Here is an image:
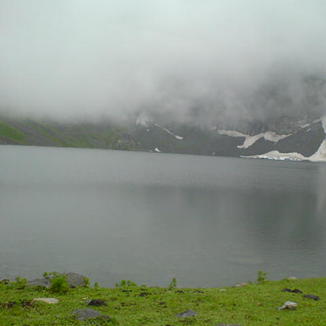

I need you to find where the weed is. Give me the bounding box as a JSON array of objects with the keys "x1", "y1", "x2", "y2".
[
  {"x1": 49, "y1": 275, "x2": 69, "y2": 294},
  {"x1": 257, "y1": 270, "x2": 268, "y2": 283},
  {"x1": 168, "y1": 277, "x2": 177, "y2": 289},
  {"x1": 115, "y1": 280, "x2": 138, "y2": 288},
  {"x1": 14, "y1": 277, "x2": 27, "y2": 289}
]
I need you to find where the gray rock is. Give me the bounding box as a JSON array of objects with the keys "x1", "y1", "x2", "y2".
[
  {"x1": 88, "y1": 299, "x2": 107, "y2": 306},
  {"x1": 286, "y1": 276, "x2": 297, "y2": 281},
  {"x1": 0, "y1": 279, "x2": 10, "y2": 284},
  {"x1": 282, "y1": 288, "x2": 303, "y2": 294},
  {"x1": 33, "y1": 298, "x2": 59, "y2": 304},
  {"x1": 65, "y1": 272, "x2": 88, "y2": 288},
  {"x1": 176, "y1": 309, "x2": 197, "y2": 318},
  {"x1": 29, "y1": 272, "x2": 88, "y2": 289},
  {"x1": 303, "y1": 294, "x2": 320, "y2": 301},
  {"x1": 28, "y1": 278, "x2": 51, "y2": 288},
  {"x1": 278, "y1": 301, "x2": 297, "y2": 310},
  {"x1": 73, "y1": 308, "x2": 111, "y2": 321}
]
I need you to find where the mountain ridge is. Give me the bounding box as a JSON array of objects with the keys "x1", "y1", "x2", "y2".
[{"x1": 0, "y1": 114, "x2": 325, "y2": 162}]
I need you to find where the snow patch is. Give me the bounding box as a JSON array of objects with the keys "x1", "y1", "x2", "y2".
[
  {"x1": 154, "y1": 124, "x2": 184, "y2": 140},
  {"x1": 309, "y1": 140, "x2": 326, "y2": 162},
  {"x1": 243, "y1": 116, "x2": 326, "y2": 162},
  {"x1": 299, "y1": 118, "x2": 321, "y2": 129},
  {"x1": 217, "y1": 130, "x2": 290, "y2": 149},
  {"x1": 309, "y1": 117, "x2": 326, "y2": 162},
  {"x1": 322, "y1": 116, "x2": 326, "y2": 132},
  {"x1": 243, "y1": 151, "x2": 306, "y2": 161}
]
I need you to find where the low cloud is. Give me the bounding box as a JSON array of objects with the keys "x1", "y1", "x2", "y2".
[{"x1": 1, "y1": 0, "x2": 326, "y2": 123}]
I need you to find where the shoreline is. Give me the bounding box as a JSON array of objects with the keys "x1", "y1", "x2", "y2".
[{"x1": 1, "y1": 274, "x2": 325, "y2": 325}]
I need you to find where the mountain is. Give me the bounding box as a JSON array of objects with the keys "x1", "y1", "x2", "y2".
[
  {"x1": 0, "y1": 117, "x2": 137, "y2": 150},
  {"x1": 0, "y1": 113, "x2": 325, "y2": 162}
]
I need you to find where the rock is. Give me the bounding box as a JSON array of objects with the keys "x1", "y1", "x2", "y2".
[
  {"x1": 21, "y1": 300, "x2": 34, "y2": 307},
  {"x1": 303, "y1": 294, "x2": 320, "y2": 301},
  {"x1": 278, "y1": 301, "x2": 297, "y2": 310},
  {"x1": 28, "y1": 278, "x2": 51, "y2": 288},
  {"x1": 88, "y1": 299, "x2": 107, "y2": 306},
  {"x1": 176, "y1": 309, "x2": 197, "y2": 318},
  {"x1": 0, "y1": 301, "x2": 17, "y2": 308},
  {"x1": 282, "y1": 288, "x2": 303, "y2": 293},
  {"x1": 33, "y1": 298, "x2": 59, "y2": 304},
  {"x1": 29, "y1": 272, "x2": 88, "y2": 289},
  {"x1": 65, "y1": 272, "x2": 88, "y2": 288},
  {"x1": 287, "y1": 276, "x2": 297, "y2": 281},
  {"x1": 73, "y1": 308, "x2": 111, "y2": 321},
  {"x1": 0, "y1": 279, "x2": 10, "y2": 284},
  {"x1": 234, "y1": 282, "x2": 248, "y2": 287}
]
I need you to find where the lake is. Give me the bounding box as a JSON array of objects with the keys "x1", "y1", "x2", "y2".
[{"x1": 1, "y1": 145, "x2": 326, "y2": 287}]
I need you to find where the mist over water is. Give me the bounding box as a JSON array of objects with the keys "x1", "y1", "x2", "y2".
[
  {"x1": 1, "y1": 1, "x2": 326, "y2": 123},
  {"x1": 1, "y1": 145, "x2": 326, "y2": 286}
]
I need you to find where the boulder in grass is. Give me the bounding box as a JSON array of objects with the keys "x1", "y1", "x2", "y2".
[
  {"x1": 64, "y1": 272, "x2": 88, "y2": 288},
  {"x1": 0, "y1": 279, "x2": 10, "y2": 285},
  {"x1": 287, "y1": 276, "x2": 297, "y2": 281},
  {"x1": 29, "y1": 272, "x2": 88, "y2": 289},
  {"x1": 33, "y1": 298, "x2": 59, "y2": 304},
  {"x1": 28, "y1": 278, "x2": 51, "y2": 288},
  {"x1": 278, "y1": 301, "x2": 297, "y2": 310},
  {"x1": 282, "y1": 288, "x2": 303, "y2": 294},
  {"x1": 303, "y1": 294, "x2": 320, "y2": 301},
  {"x1": 88, "y1": 299, "x2": 107, "y2": 306},
  {"x1": 73, "y1": 308, "x2": 111, "y2": 321},
  {"x1": 176, "y1": 310, "x2": 197, "y2": 318}
]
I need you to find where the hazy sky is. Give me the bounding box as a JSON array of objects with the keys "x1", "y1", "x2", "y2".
[{"x1": 1, "y1": 0, "x2": 326, "y2": 121}]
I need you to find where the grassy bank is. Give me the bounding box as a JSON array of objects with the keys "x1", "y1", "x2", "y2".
[{"x1": 0, "y1": 276, "x2": 325, "y2": 325}]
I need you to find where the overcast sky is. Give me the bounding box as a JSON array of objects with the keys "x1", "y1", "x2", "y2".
[{"x1": 1, "y1": 0, "x2": 326, "y2": 121}]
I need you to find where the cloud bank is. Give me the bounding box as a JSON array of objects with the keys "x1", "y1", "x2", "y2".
[{"x1": 1, "y1": 0, "x2": 326, "y2": 122}]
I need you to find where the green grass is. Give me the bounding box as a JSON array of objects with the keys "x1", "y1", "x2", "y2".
[
  {"x1": 0, "y1": 277, "x2": 325, "y2": 325},
  {"x1": 0, "y1": 121, "x2": 26, "y2": 142}
]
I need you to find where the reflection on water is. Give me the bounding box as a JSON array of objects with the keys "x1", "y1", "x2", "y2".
[{"x1": 1, "y1": 145, "x2": 326, "y2": 287}]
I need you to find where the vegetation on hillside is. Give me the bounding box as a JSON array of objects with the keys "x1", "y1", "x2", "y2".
[
  {"x1": 0, "y1": 121, "x2": 26, "y2": 143},
  {"x1": 0, "y1": 117, "x2": 138, "y2": 151}
]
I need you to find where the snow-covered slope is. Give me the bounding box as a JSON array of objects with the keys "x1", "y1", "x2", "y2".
[
  {"x1": 217, "y1": 130, "x2": 290, "y2": 148},
  {"x1": 243, "y1": 117, "x2": 326, "y2": 162},
  {"x1": 153, "y1": 124, "x2": 184, "y2": 140},
  {"x1": 243, "y1": 151, "x2": 306, "y2": 161}
]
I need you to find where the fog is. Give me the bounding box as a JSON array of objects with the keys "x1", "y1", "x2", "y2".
[{"x1": 1, "y1": 0, "x2": 326, "y2": 122}]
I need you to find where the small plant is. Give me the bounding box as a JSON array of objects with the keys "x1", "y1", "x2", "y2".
[
  {"x1": 43, "y1": 271, "x2": 61, "y2": 280},
  {"x1": 49, "y1": 275, "x2": 69, "y2": 294},
  {"x1": 257, "y1": 270, "x2": 268, "y2": 283},
  {"x1": 168, "y1": 277, "x2": 177, "y2": 289},
  {"x1": 83, "y1": 276, "x2": 90, "y2": 288},
  {"x1": 115, "y1": 280, "x2": 138, "y2": 288},
  {"x1": 15, "y1": 277, "x2": 27, "y2": 289}
]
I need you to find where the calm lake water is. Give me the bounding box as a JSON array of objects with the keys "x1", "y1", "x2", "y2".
[{"x1": 1, "y1": 145, "x2": 326, "y2": 287}]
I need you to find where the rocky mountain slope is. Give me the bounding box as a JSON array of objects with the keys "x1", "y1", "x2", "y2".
[{"x1": 0, "y1": 114, "x2": 325, "y2": 162}]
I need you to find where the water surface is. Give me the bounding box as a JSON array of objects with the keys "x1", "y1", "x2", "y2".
[{"x1": 1, "y1": 145, "x2": 326, "y2": 287}]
